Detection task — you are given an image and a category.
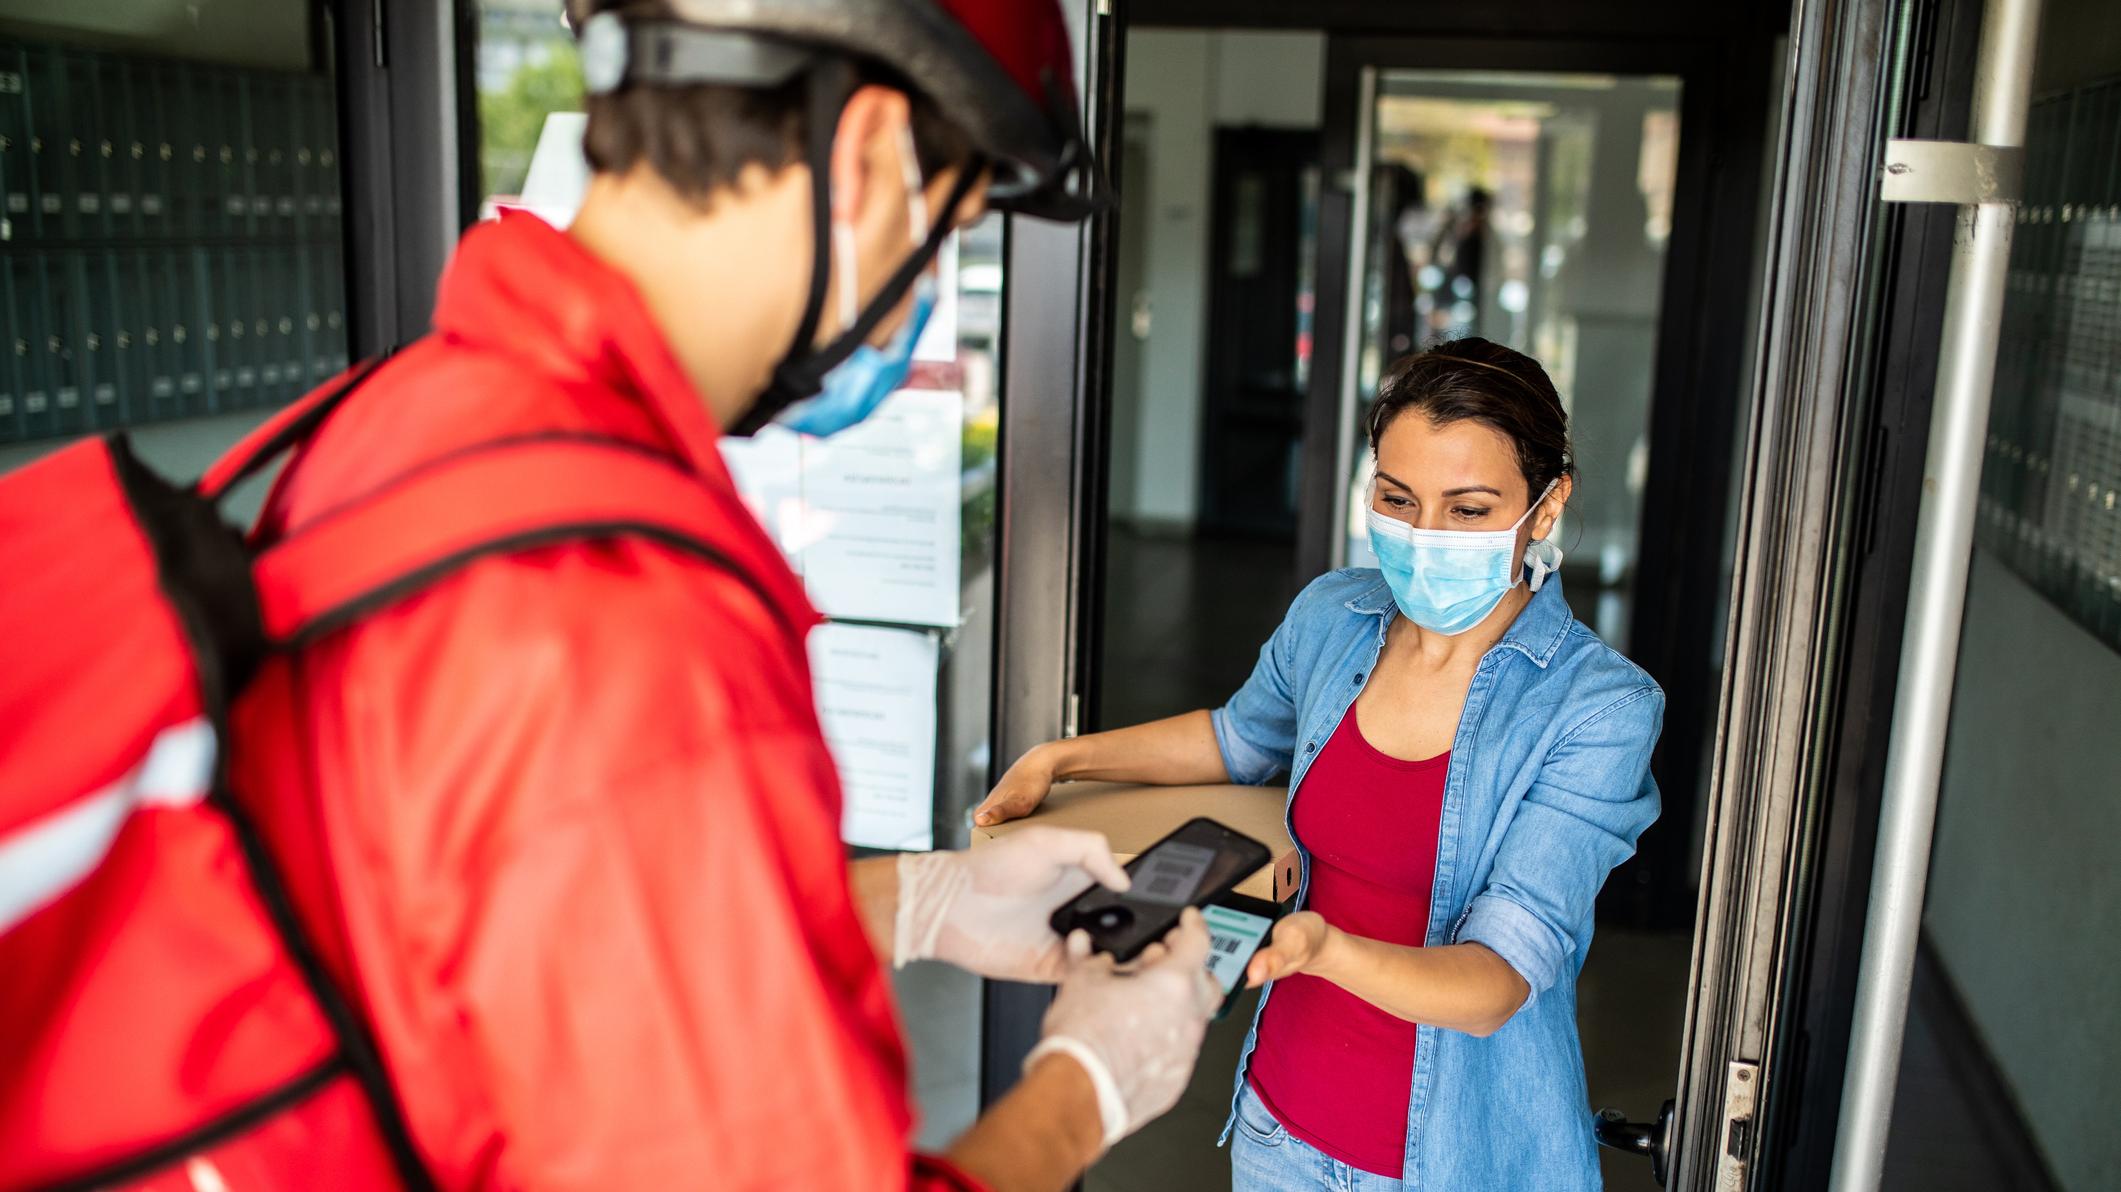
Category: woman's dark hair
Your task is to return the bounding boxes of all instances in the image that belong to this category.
[1364,337,1577,502]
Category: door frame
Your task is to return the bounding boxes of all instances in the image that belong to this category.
[982,1,1946,1186]
[332,0,479,355]
[1673,0,1933,1183]
[980,0,1126,1105]
[1300,5,1923,1187]
[1757,0,1991,1182]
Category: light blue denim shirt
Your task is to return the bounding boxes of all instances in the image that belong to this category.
[1212,566,1663,1191]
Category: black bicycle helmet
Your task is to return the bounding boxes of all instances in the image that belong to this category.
[567,0,1102,221]
[566,0,1104,431]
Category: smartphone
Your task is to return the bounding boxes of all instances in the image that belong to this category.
[1049,817,1272,963]
[1203,894,1279,1019]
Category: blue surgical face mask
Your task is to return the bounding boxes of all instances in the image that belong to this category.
[777,124,936,439]
[1366,479,1562,635]
[775,278,935,437]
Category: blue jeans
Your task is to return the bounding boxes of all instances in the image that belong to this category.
[1229,1083,1409,1192]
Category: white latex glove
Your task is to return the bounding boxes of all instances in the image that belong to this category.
[1024,909,1220,1148]
[894,827,1132,983]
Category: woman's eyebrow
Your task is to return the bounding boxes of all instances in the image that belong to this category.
[1442,485,1504,497]
[1375,470,1415,492]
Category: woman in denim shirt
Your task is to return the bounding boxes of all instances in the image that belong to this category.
[976,338,1663,1190]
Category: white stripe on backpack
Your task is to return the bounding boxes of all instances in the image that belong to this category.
[0,717,216,932]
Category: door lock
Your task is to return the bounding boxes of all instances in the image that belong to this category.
[1594,1099,1675,1187]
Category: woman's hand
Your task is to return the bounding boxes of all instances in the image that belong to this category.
[1245,911,1332,988]
[974,745,1060,827]
[970,713,1231,830]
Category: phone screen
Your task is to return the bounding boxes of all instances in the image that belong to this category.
[1050,818,1271,962]
[1203,903,1274,1015]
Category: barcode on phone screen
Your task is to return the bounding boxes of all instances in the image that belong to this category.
[1131,841,1217,906]
[1212,935,1242,955]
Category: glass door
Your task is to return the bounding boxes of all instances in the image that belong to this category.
[1294,19,1895,1188]
[1332,66,1692,1192]
[1332,69,1683,653]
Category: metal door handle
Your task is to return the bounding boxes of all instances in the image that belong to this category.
[1595,1099,1675,1187]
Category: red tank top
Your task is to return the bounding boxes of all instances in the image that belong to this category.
[1246,708,1447,1179]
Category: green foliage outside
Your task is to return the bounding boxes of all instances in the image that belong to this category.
[479,46,585,198]
[960,410,1000,571]
[961,413,998,473]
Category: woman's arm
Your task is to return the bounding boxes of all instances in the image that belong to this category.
[975,571,1337,826]
[973,710,1227,826]
[1247,681,1666,1037]
[1244,912,1530,1037]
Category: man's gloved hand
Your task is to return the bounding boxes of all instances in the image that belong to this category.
[894,827,1132,983]
[1024,909,1220,1149]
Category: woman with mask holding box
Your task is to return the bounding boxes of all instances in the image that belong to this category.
[974,337,1663,1192]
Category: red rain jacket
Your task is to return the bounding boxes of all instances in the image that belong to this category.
[227,214,976,1190]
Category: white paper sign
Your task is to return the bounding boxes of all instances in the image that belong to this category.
[809,623,941,851]
[477,112,588,228]
[720,388,965,627]
[792,389,963,626]
[718,424,804,546]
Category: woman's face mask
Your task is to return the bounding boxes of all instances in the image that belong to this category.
[1365,477,1562,636]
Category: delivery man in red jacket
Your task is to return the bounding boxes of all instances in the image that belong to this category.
[225,1,1221,1188]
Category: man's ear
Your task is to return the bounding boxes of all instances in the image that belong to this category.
[828,84,913,226]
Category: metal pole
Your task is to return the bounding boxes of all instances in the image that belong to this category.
[1828,0,2044,1187]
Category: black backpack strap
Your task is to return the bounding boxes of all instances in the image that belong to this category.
[195,353,393,504]
[249,432,792,646]
[113,360,786,1192]
[108,423,438,1192]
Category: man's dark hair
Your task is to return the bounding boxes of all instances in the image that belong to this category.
[1365,337,1576,502]
[577,3,978,204]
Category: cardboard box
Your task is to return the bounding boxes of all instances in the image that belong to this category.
[972,781,1299,903]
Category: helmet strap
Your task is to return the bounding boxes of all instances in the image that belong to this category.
[781,62,850,385]
[732,65,982,436]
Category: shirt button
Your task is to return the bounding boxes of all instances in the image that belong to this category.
[1353,673,1365,684]
[1304,741,1317,753]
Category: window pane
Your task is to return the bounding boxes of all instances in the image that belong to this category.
[1884,3,2121,1186]
[473,0,583,219]
[1343,71,1685,653]
[0,2,348,462]
[1974,80,2121,648]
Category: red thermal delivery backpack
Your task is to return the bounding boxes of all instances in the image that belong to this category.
[0,359,758,1191]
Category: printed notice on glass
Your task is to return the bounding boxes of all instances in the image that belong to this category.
[810,622,941,852]
[787,388,963,626]
[717,424,804,546]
